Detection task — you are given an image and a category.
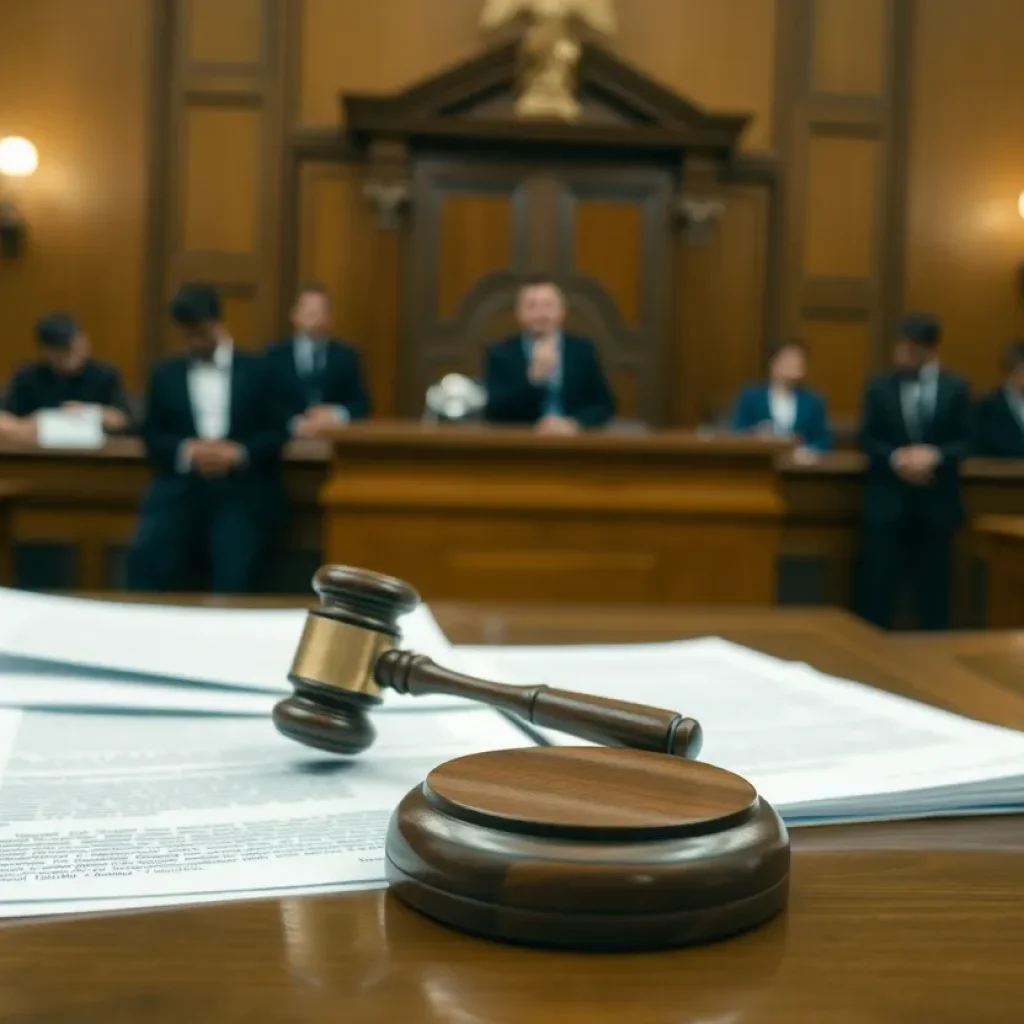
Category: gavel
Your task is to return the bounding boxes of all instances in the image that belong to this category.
[272,566,703,760]
[272,567,789,952]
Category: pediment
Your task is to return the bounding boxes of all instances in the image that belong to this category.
[342,41,750,159]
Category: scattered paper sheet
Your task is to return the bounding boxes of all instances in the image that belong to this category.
[0,705,534,913]
[0,589,459,701]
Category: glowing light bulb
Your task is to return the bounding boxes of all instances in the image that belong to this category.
[0,137,39,178]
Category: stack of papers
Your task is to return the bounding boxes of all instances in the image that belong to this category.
[0,589,1020,922]
[456,639,1024,825]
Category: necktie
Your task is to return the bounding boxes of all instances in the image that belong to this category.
[304,343,325,406]
[916,381,929,441]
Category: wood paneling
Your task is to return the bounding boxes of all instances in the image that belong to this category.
[153,0,288,356]
[904,0,1024,394]
[574,202,643,327]
[780,0,910,419]
[803,137,879,278]
[186,0,263,66]
[0,0,153,393]
[296,162,373,343]
[221,293,259,351]
[299,0,777,152]
[181,108,261,254]
[438,195,514,321]
[800,319,871,420]
[677,184,770,425]
[812,0,887,95]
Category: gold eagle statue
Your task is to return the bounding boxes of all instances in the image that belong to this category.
[480,0,618,122]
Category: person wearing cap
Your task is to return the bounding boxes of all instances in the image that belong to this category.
[857,313,971,630]
[0,314,130,441]
[971,340,1024,458]
[125,285,288,594]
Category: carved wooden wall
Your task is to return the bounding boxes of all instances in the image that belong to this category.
[404,161,674,420]
[10,0,1024,417]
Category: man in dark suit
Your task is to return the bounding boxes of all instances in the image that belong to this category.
[972,340,1024,458]
[857,313,971,631]
[484,274,615,434]
[125,285,287,594]
[264,283,370,438]
[0,314,130,442]
[730,339,832,462]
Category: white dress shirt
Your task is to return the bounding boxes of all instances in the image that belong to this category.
[178,340,234,473]
[900,360,940,441]
[768,387,797,435]
[1005,385,1024,432]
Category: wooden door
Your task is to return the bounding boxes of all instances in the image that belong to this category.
[403,157,675,424]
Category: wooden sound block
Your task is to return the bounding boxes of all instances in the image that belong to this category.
[385,746,790,951]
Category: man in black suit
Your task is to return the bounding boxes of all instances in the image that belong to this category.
[972,340,1024,458]
[0,314,130,442]
[125,285,287,594]
[484,274,615,434]
[264,283,370,438]
[857,313,971,631]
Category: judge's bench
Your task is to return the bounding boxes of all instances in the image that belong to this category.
[2,424,1024,626]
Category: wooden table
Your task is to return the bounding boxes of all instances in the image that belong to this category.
[0,438,329,590]
[2,432,1024,626]
[1,604,1021,1022]
[0,480,21,585]
[975,514,1024,627]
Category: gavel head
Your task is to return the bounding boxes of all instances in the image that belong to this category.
[272,566,420,755]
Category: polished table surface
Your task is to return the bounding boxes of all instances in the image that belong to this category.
[0,603,1022,1023]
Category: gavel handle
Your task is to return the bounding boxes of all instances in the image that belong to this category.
[374,650,702,759]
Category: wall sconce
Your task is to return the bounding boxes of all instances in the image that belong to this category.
[0,136,39,258]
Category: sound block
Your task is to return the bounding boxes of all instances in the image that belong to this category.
[385,746,790,950]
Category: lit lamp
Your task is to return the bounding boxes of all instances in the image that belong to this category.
[0,136,39,258]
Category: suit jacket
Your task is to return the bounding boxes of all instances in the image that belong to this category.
[4,359,130,421]
[972,388,1024,458]
[859,370,971,529]
[484,334,616,428]
[730,384,832,451]
[264,338,370,425]
[140,351,287,495]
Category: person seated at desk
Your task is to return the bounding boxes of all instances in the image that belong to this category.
[126,285,287,595]
[264,283,370,439]
[0,314,130,442]
[972,340,1024,458]
[857,313,971,632]
[484,274,615,435]
[730,339,831,462]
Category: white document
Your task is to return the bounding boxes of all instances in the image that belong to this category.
[0,590,465,709]
[35,407,105,449]
[456,637,1024,824]
[0,670,277,716]
[0,705,534,912]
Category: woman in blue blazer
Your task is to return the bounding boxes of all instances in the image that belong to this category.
[731,340,832,460]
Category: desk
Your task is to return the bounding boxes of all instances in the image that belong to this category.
[1,604,1021,1023]
[975,515,1024,627]
[0,480,21,585]
[0,438,329,590]
[321,425,787,604]
[2,433,1024,624]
